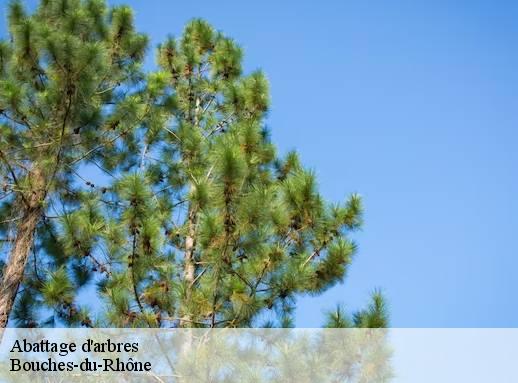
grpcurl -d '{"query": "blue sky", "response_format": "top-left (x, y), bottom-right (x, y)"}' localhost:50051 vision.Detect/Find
top-left (2, 0), bottom-right (517, 327)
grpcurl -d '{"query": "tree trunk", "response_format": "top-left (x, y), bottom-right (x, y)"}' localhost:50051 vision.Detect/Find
top-left (0, 169), bottom-right (45, 328)
top-left (180, 205), bottom-right (196, 327)
top-left (184, 210), bottom-right (196, 287)
top-left (180, 94), bottom-right (201, 327)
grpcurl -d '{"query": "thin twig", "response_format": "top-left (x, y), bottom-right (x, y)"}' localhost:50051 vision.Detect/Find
top-left (190, 267), bottom-right (207, 286)
top-left (0, 216), bottom-right (22, 225)
top-left (0, 149), bottom-right (29, 207)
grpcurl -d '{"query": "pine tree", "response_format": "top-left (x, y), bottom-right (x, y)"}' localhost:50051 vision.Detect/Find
top-left (0, 0), bottom-right (148, 327)
top-left (0, 1), bottom-right (387, 328)
top-left (95, 19), bottom-right (387, 328)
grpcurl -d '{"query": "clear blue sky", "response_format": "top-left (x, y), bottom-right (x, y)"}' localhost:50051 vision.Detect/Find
top-left (2, 0), bottom-right (517, 327)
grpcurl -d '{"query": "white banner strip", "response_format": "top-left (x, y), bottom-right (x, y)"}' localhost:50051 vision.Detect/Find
top-left (0, 328), bottom-right (516, 382)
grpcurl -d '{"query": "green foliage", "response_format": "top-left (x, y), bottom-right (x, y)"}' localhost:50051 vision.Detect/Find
top-left (353, 290), bottom-right (389, 328)
top-left (324, 291), bottom-right (389, 328)
top-left (0, 0), bottom-right (148, 327)
top-left (324, 304), bottom-right (352, 328)
top-left (0, 1), bottom-right (388, 329)
top-left (41, 267), bottom-right (74, 306)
